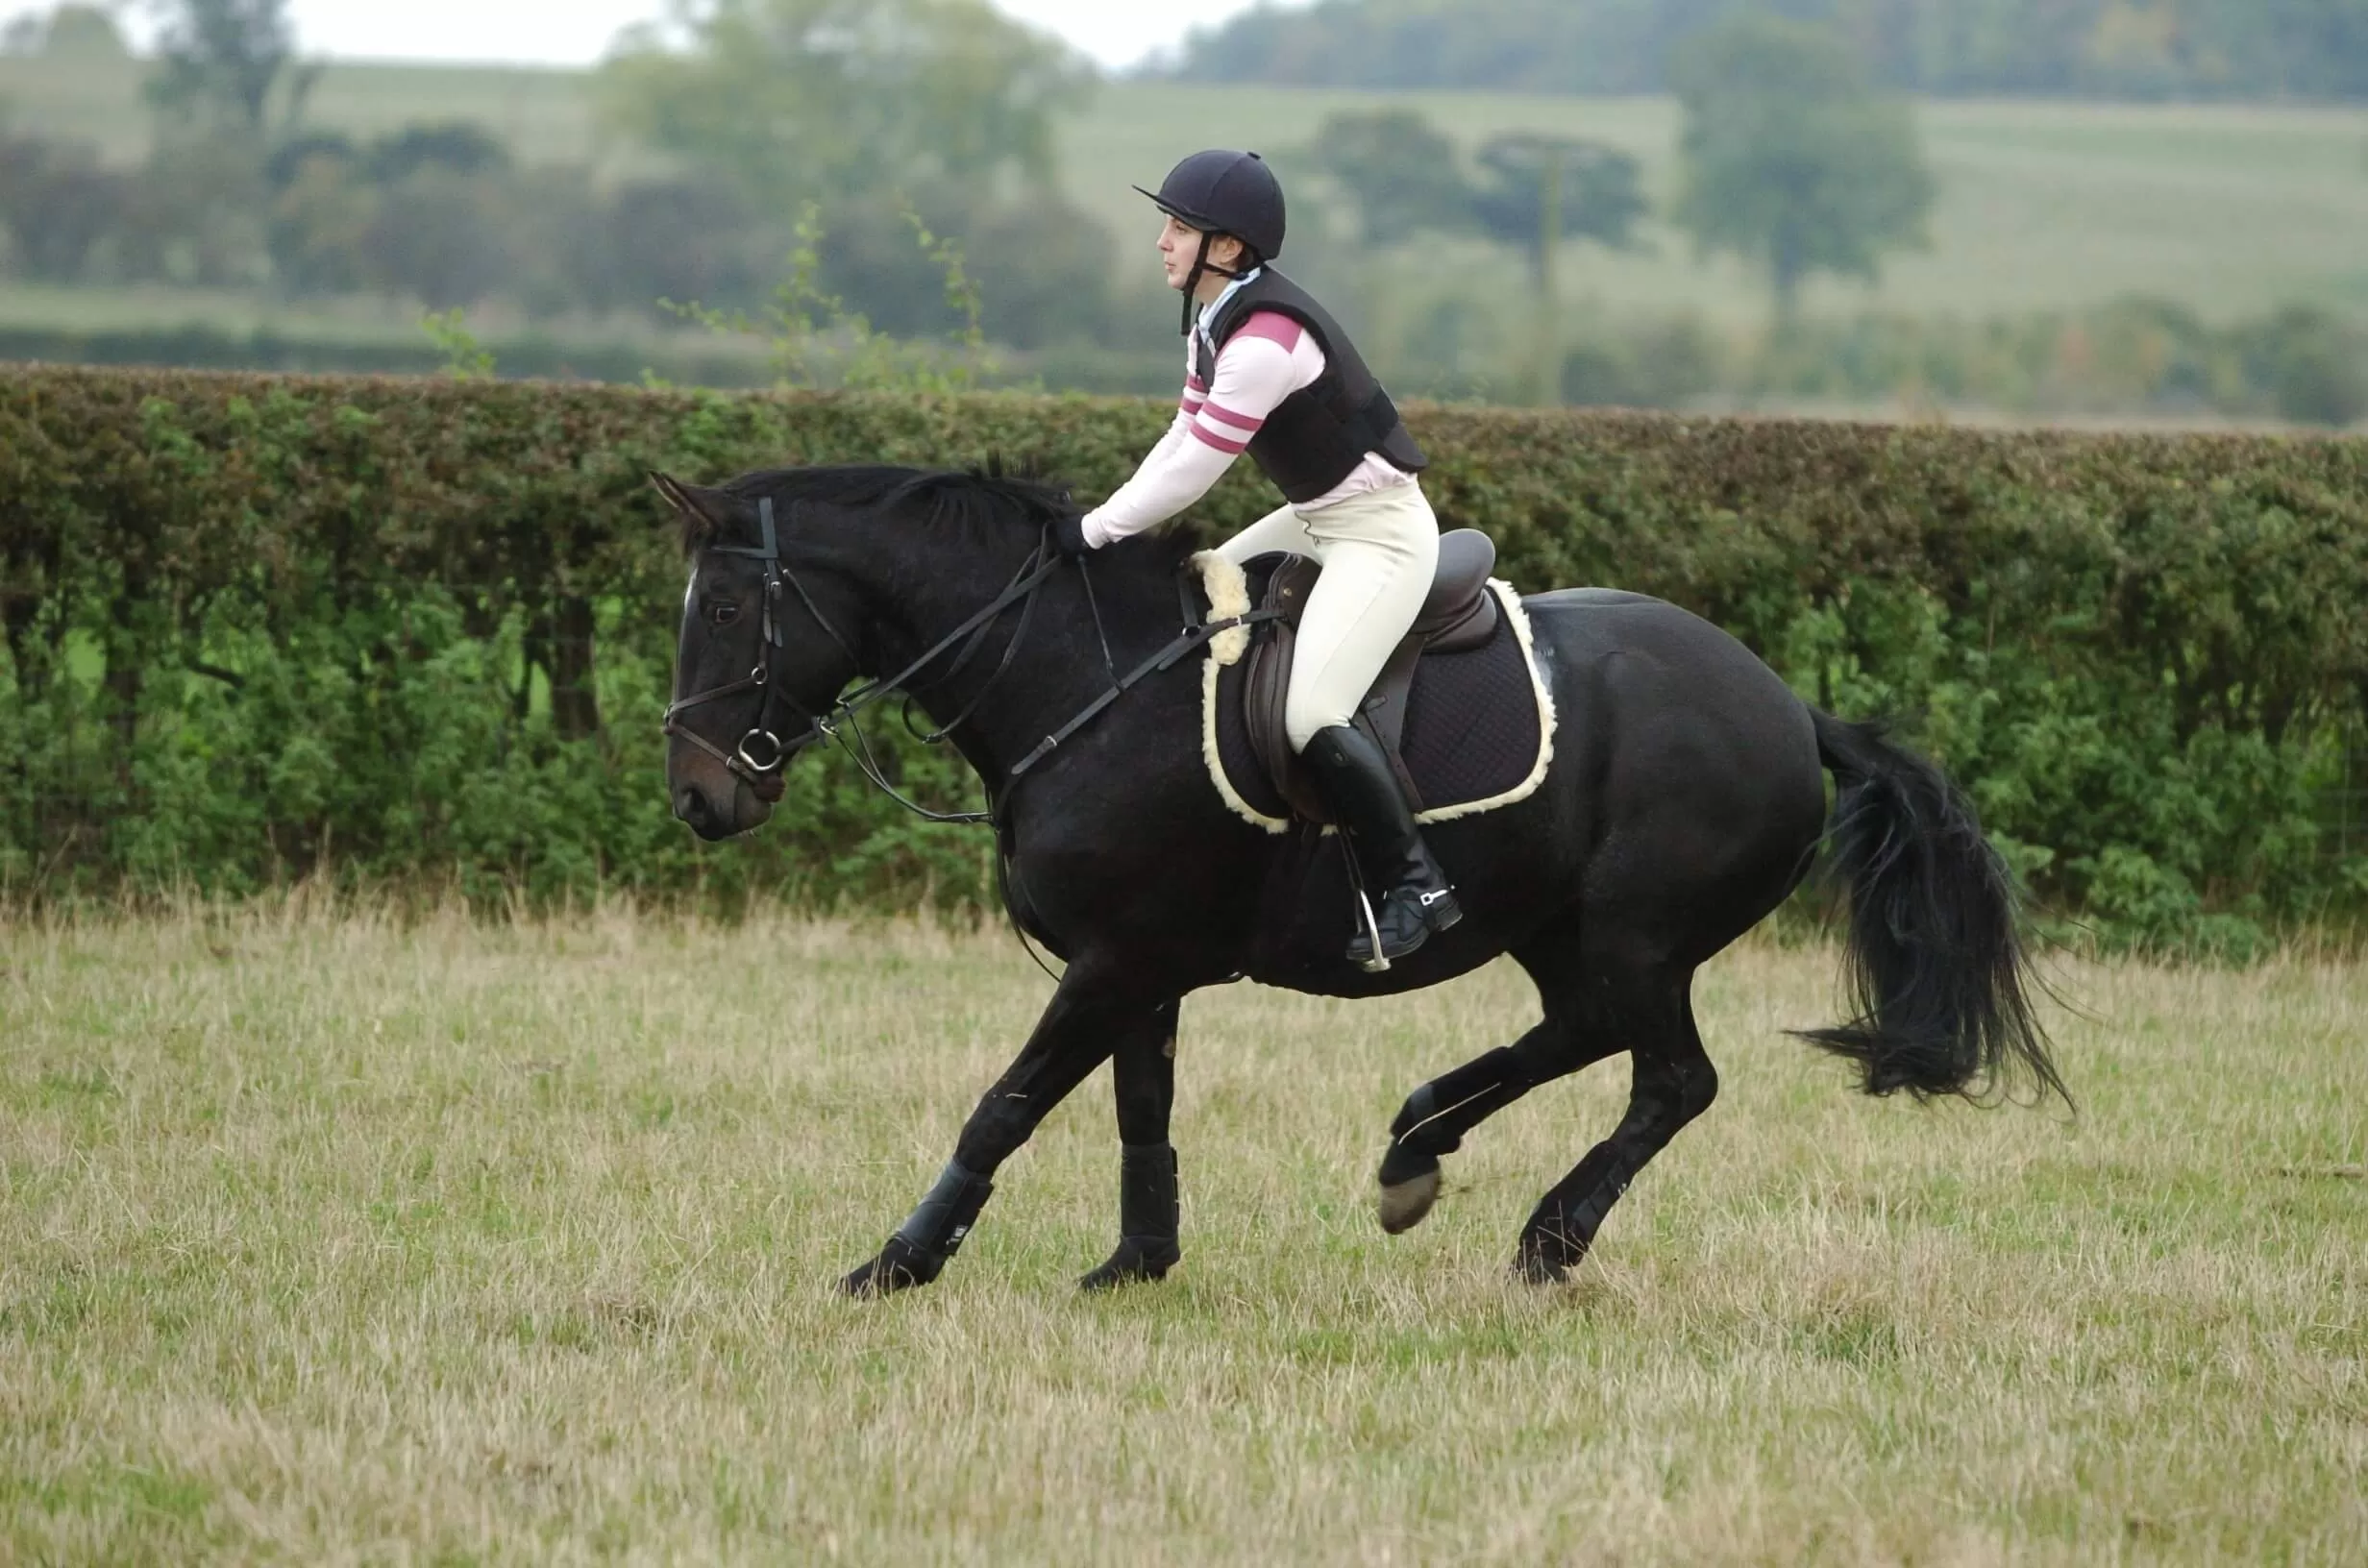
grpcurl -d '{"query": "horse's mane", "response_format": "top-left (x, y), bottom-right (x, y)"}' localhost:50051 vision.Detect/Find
top-left (690, 460), bottom-right (1078, 553)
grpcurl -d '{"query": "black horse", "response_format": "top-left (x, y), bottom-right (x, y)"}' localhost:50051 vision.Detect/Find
top-left (656, 464), bottom-right (2065, 1296)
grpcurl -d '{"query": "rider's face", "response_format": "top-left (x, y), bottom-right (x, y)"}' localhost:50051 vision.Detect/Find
top-left (1156, 214), bottom-right (1245, 298)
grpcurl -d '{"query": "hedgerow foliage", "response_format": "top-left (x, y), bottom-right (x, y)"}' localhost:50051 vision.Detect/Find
top-left (4, 365), bottom-right (2364, 946)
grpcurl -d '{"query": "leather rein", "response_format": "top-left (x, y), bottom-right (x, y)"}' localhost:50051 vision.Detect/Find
top-left (660, 496), bottom-right (1275, 827)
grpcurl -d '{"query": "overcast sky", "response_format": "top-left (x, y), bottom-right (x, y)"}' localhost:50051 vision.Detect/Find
top-left (1, 0), bottom-right (1282, 71)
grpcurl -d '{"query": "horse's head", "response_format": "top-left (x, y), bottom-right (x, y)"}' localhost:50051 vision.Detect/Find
top-left (654, 472), bottom-right (866, 841)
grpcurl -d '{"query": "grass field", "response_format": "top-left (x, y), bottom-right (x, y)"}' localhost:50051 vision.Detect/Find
top-left (3, 906), bottom-right (2361, 1562)
top-left (5, 52), bottom-right (2368, 337)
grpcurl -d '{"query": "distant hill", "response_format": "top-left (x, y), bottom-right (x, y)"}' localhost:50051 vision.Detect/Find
top-left (4, 55), bottom-right (2365, 347)
top-left (1160, 0), bottom-right (2368, 102)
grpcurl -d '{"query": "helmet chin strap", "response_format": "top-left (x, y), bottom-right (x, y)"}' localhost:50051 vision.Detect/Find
top-left (1179, 230), bottom-right (1253, 335)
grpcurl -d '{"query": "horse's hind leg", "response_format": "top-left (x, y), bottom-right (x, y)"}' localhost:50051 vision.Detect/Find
top-left (1516, 969), bottom-right (1716, 1284)
top-left (1375, 920), bottom-right (1622, 1233)
top-left (1079, 997), bottom-right (1183, 1291)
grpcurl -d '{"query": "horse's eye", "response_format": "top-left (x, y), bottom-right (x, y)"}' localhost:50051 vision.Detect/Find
top-left (709, 602), bottom-right (741, 626)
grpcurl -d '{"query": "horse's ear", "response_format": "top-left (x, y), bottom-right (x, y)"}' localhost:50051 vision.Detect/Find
top-left (649, 471), bottom-right (733, 546)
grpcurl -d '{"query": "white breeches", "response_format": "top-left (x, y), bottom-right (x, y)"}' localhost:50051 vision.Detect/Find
top-left (1216, 481), bottom-right (1441, 751)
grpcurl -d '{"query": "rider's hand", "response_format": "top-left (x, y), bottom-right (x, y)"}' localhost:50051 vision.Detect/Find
top-left (1052, 511), bottom-right (1096, 558)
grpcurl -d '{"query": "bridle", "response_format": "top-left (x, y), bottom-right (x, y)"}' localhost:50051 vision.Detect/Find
top-left (662, 491), bottom-right (1278, 827)
top-left (663, 497), bottom-right (845, 782)
top-left (662, 496), bottom-right (1069, 823)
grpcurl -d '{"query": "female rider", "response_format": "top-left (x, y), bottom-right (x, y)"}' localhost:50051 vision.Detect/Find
top-left (1051, 149), bottom-right (1460, 967)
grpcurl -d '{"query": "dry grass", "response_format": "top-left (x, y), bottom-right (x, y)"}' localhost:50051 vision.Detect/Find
top-left (2, 906), bottom-right (2361, 1563)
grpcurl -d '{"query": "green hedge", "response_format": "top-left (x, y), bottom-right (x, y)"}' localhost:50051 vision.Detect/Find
top-left (0, 326), bottom-right (778, 387)
top-left (4, 364), bottom-right (2364, 945)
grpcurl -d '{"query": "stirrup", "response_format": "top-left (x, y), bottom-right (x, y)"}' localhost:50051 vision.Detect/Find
top-left (1355, 889), bottom-right (1394, 974)
top-left (1348, 884), bottom-right (1461, 971)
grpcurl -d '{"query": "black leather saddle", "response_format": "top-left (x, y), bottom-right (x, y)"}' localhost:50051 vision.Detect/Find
top-left (1238, 528), bottom-right (1499, 823)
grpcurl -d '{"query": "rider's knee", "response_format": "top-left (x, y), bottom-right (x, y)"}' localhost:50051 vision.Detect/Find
top-left (1284, 698), bottom-right (1354, 754)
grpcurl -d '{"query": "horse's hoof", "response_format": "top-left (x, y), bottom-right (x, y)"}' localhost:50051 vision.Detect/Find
top-left (1513, 1245), bottom-right (1575, 1286)
top-left (839, 1240), bottom-right (937, 1298)
top-left (1377, 1163), bottom-right (1443, 1235)
top-left (1077, 1237), bottom-right (1181, 1292)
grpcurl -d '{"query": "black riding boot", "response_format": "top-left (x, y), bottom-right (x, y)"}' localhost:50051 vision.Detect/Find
top-left (1302, 724), bottom-right (1463, 968)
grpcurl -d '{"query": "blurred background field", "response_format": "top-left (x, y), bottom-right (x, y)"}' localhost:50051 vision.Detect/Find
top-left (6, 1), bottom-right (2368, 420)
top-left (12, 51), bottom-right (2368, 325)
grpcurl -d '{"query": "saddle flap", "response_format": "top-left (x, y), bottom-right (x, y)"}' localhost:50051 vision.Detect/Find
top-left (1229, 528), bottom-right (1506, 826)
top-left (1199, 545), bottom-right (1554, 837)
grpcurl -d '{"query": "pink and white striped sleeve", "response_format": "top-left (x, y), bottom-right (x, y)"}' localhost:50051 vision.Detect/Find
top-left (1080, 312), bottom-right (1318, 548)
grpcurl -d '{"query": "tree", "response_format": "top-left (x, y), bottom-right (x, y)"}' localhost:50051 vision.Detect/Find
top-left (548, 173), bottom-right (766, 319)
top-left (363, 166), bottom-right (514, 308)
top-left (146, 0), bottom-right (320, 135)
top-left (0, 131), bottom-right (128, 281)
top-left (2, 4), bottom-right (131, 58)
top-left (264, 140), bottom-right (375, 295)
top-left (1299, 111), bottom-right (1644, 270)
top-left (257, 121), bottom-right (525, 305)
top-left (1298, 109), bottom-right (1471, 241)
top-left (597, 0), bottom-right (1091, 209)
top-left (1670, 13), bottom-right (1934, 324)
top-left (1298, 110), bottom-right (1645, 402)
top-left (2234, 305), bottom-right (2368, 427)
top-left (1468, 133), bottom-right (1645, 286)
top-left (1468, 133), bottom-right (1646, 403)
top-left (598, 0), bottom-right (1110, 346)
top-left (117, 133), bottom-right (270, 283)
top-left (365, 121), bottom-right (511, 184)
top-left (1162, 0), bottom-right (2368, 104)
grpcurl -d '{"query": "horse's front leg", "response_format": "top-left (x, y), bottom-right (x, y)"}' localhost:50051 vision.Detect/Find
top-left (841, 973), bottom-right (1171, 1297)
top-left (1078, 997), bottom-right (1183, 1291)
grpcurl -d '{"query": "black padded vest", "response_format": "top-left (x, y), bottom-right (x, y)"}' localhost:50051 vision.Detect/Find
top-left (1195, 268), bottom-right (1427, 505)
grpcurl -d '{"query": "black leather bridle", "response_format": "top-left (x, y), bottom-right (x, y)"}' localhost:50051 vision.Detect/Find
top-left (663, 496), bottom-right (1069, 823)
top-left (663, 497), bottom-right (849, 782)
top-left (662, 493), bottom-right (1276, 827)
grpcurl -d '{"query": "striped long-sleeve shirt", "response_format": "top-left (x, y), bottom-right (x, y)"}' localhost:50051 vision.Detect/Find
top-left (1080, 301), bottom-right (1417, 550)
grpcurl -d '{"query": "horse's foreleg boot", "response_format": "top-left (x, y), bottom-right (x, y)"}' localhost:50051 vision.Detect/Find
top-left (1514, 1207), bottom-right (1596, 1285)
top-left (1514, 1171), bottom-right (1624, 1286)
top-left (1079, 1142), bottom-right (1181, 1290)
top-left (841, 1160), bottom-right (995, 1297)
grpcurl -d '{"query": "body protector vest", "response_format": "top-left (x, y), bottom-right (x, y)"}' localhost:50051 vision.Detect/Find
top-left (1195, 268), bottom-right (1428, 505)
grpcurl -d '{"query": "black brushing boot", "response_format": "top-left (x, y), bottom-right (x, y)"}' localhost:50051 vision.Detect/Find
top-left (1302, 724), bottom-right (1462, 968)
top-left (841, 1160), bottom-right (994, 1296)
top-left (1078, 1142), bottom-right (1182, 1290)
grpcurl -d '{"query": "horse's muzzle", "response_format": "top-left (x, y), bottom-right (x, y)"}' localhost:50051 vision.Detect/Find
top-left (673, 776), bottom-right (776, 840)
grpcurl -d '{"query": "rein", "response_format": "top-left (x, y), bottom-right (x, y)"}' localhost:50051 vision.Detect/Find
top-left (663, 495), bottom-right (1275, 828)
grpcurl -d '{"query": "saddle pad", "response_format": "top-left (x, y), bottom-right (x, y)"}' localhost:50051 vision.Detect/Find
top-left (1194, 552), bottom-right (1558, 833)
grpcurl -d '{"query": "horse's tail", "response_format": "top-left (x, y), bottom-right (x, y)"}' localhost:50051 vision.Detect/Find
top-left (1794, 708), bottom-right (2069, 1107)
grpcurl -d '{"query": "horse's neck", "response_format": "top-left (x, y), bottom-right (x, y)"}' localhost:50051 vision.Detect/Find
top-left (865, 526), bottom-right (1182, 786)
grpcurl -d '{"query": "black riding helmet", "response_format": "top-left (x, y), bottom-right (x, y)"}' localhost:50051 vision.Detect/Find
top-left (1135, 149), bottom-right (1287, 333)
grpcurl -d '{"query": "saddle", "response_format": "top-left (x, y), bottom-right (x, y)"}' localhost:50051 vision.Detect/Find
top-left (1238, 529), bottom-right (1508, 825)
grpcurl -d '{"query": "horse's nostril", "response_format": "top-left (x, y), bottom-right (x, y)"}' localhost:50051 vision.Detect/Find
top-left (675, 787), bottom-right (708, 827)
